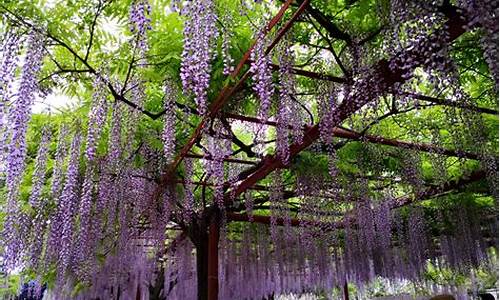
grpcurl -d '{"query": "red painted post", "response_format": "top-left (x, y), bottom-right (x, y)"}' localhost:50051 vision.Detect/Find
top-left (343, 281), bottom-right (349, 300)
top-left (207, 219), bottom-right (220, 300)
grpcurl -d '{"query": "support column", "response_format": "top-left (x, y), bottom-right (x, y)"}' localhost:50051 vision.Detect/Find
top-left (343, 280), bottom-right (349, 300)
top-left (207, 219), bottom-right (220, 300)
top-left (195, 228), bottom-right (208, 300)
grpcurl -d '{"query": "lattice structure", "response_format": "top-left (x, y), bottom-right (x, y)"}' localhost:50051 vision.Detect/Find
top-left (0, 0), bottom-right (497, 299)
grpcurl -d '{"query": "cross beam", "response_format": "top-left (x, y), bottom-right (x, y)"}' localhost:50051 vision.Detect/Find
top-left (227, 170), bottom-right (487, 228)
top-left (223, 113), bottom-right (481, 160)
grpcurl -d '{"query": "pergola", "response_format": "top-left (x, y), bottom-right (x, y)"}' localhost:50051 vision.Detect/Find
top-left (0, 0), bottom-right (497, 299)
top-left (144, 1), bottom-right (487, 298)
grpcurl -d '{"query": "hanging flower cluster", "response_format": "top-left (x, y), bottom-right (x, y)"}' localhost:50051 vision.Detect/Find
top-left (92, 104), bottom-right (123, 245)
top-left (162, 81), bottom-right (176, 163)
top-left (269, 169), bottom-right (291, 241)
top-left (244, 190), bottom-right (254, 222)
top-left (183, 157), bottom-right (195, 222)
top-left (44, 125), bottom-right (69, 264)
top-left (129, 0), bottom-right (152, 60)
top-left (27, 128), bottom-right (51, 269)
top-left (276, 39), bottom-right (304, 164)
top-left (123, 80), bottom-right (145, 157)
top-left (50, 125), bottom-right (68, 199)
top-left (105, 102), bottom-right (123, 173)
top-left (28, 128), bottom-right (51, 208)
top-left (221, 13), bottom-right (235, 76)
top-left (204, 121), bottom-right (232, 208)
top-left (164, 238), bottom-right (197, 300)
top-left (76, 76), bottom-right (109, 278)
top-left (0, 31), bottom-right (21, 170)
top-left (180, 0), bottom-right (218, 115)
top-left (2, 30), bottom-right (44, 269)
top-left (318, 84), bottom-right (338, 144)
top-left (53, 130), bottom-right (82, 277)
top-left (250, 32), bottom-right (274, 145)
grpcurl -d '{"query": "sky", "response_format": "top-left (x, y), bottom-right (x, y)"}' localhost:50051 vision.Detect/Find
top-left (32, 90), bottom-right (78, 114)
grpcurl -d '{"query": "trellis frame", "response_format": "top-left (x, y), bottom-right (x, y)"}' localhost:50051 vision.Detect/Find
top-left (0, 0), bottom-right (491, 299)
top-left (150, 1), bottom-right (479, 299)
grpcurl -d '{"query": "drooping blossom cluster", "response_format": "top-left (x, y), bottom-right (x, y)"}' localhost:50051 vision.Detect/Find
top-left (250, 31), bottom-right (274, 145)
top-left (164, 237), bottom-right (197, 300)
top-left (269, 170), bottom-right (292, 241)
top-left (162, 81), bottom-right (176, 163)
top-left (407, 206), bottom-right (428, 278)
top-left (27, 128), bottom-right (51, 269)
top-left (180, 0), bottom-right (218, 115)
top-left (43, 125), bottom-right (69, 264)
top-left (123, 80), bottom-right (145, 157)
top-left (401, 149), bottom-right (425, 194)
top-left (91, 103), bottom-right (123, 245)
top-left (52, 130), bottom-right (82, 277)
top-left (50, 124), bottom-right (69, 199)
top-left (276, 42), bottom-right (293, 164)
top-left (244, 190), bottom-right (254, 222)
top-left (281, 45), bottom-right (303, 146)
top-left (2, 30), bottom-right (44, 269)
top-left (203, 120), bottom-right (232, 208)
top-left (129, 0), bottom-right (152, 62)
top-left (105, 102), bottom-right (123, 174)
top-left (28, 128), bottom-right (51, 208)
top-left (458, 0), bottom-right (499, 90)
top-left (0, 30), bottom-right (21, 172)
top-left (183, 157), bottom-right (195, 222)
top-left (75, 75), bottom-right (109, 279)
top-left (221, 13), bottom-right (235, 76)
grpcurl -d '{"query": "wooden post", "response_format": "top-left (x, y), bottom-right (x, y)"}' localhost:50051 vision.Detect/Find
top-left (343, 280), bottom-right (349, 300)
top-left (207, 219), bottom-right (220, 300)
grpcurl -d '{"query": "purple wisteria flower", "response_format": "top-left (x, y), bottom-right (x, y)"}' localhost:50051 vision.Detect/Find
top-left (3, 30), bottom-right (44, 269)
top-left (180, 0), bottom-right (218, 115)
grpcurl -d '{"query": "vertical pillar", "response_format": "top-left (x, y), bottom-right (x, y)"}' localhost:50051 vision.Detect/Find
top-left (343, 280), bottom-right (349, 300)
top-left (135, 282), bottom-right (141, 300)
top-left (207, 219), bottom-right (220, 300)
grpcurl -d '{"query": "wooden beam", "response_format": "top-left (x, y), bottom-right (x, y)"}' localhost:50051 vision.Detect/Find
top-left (227, 170), bottom-right (486, 228)
top-left (245, 60), bottom-right (347, 83)
top-left (185, 153), bottom-right (258, 165)
top-left (333, 127), bottom-right (480, 160)
top-left (223, 113), bottom-right (481, 160)
top-left (227, 211), bottom-right (302, 227)
top-left (405, 92), bottom-right (498, 115)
